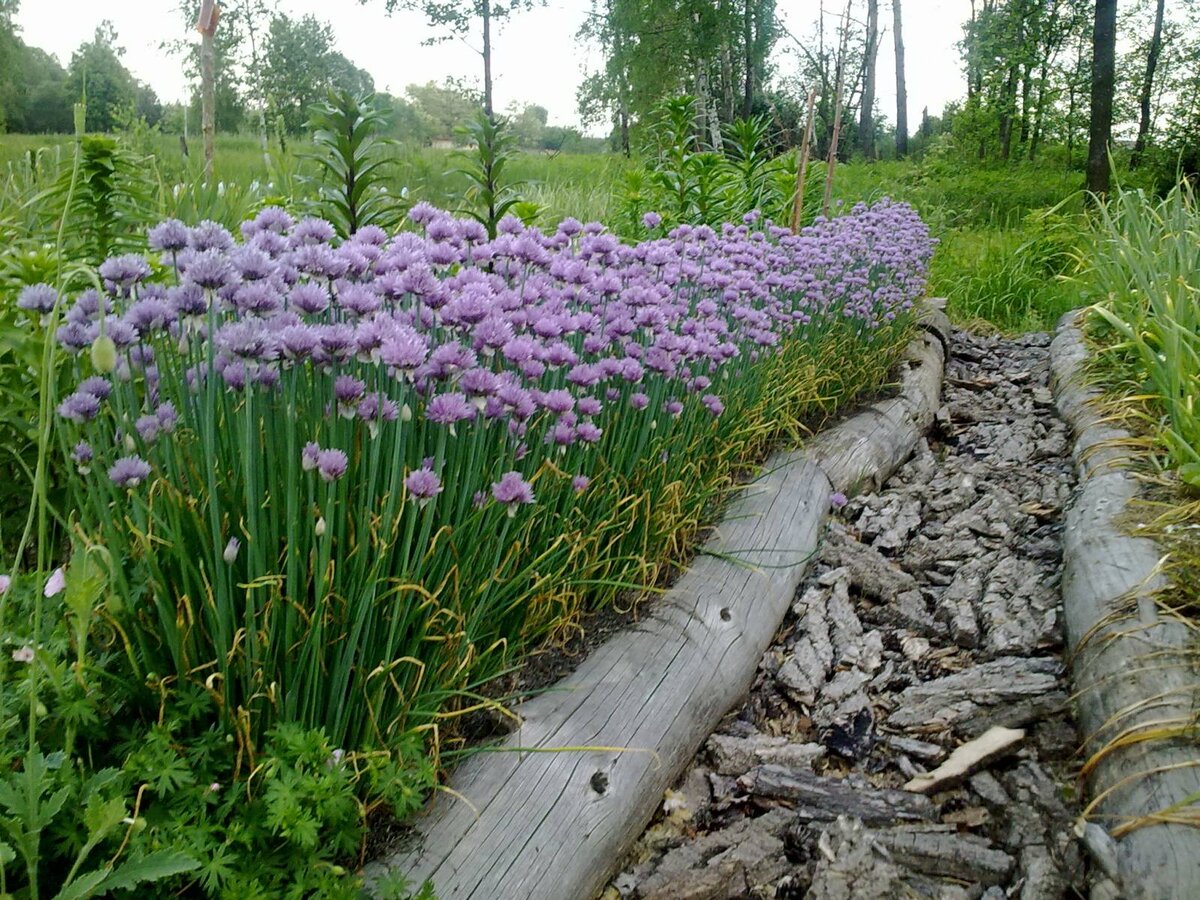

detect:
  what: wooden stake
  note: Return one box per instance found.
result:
[197,0,220,186]
[822,2,852,219]
[791,88,818,234]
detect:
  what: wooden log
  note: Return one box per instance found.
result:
[806,305,949,494]
[363,315,948,899]
[1050,311,1200,898]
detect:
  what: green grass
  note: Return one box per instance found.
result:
[824,157,1089,331]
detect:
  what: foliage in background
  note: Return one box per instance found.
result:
[616,96,792,237]
[452,111,528,236]
[303,89,404,236]
[1082,181,1200,484]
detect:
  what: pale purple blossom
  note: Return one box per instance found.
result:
[108,455,151,489]
[17,284,57,314]
[404,467,442,502]
[316,448,348,482]
[492,471,535,509]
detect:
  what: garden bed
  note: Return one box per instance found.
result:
[1,201,935,897]
[363,303,950,898]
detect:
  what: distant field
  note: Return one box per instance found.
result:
[0,132,631,228]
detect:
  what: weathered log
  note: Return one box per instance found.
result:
[1050,311,1200,898]
[363,312,948,899]
[738,765,936,825]
[806,306,950,494]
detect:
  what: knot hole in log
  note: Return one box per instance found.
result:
[590,771,609,795]
[719,607,732,622]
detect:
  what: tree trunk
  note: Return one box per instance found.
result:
[1028,61,1050,161]
[998,61,1018,160]
[856,0,879,160]
[893,0,908,158]
[1130,0,1165,168]
[482,0,494,118]
[1018,61,1032,147]
[197,0,218,185]
[1086,0,1117,199]
[242,2,270,172]
[742,0,754,118]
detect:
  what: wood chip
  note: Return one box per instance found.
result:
[903,726,1025,794]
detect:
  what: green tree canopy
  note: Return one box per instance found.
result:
[68,22,141,133]
[261,13,375,133]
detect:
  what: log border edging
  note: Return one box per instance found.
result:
[1050,310,1200,898]
[364,302,952,900]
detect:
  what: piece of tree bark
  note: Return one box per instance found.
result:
[874,828,1014,886]
[740,765,936,824]
[904,726,1025,793]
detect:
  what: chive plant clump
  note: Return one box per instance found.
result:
[45,200,932,758]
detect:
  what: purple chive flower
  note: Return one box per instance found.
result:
[289,283,330,315]
[108,455,151,489]
[135,414,160,443]
[78,376,112,400]
[57,391,102,423]
[334,375,366,405]
[541,389,575,414]
[149,219,191,252]
[17,284,57,314]
[577,422,602,443]
[404,467,443,503]
[99,254,152,287]
[316,448,349,482]
[0,574,9,594]
[425,393,476,427]
[72,441,93,472]
[630,392,650,411]
[189,220,235,252]
[11,644,33,663]
[491,471,535,511]
[830,491,848,509]
[702,394,725,417]
[183,249,232,289]
[155,402,179,432]
[572,475,590,493]
[301,442,321,471]
[642,211,662,229]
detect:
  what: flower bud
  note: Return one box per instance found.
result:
[315,516,327,537]
[90,334,117,374]
[223,537,240,564]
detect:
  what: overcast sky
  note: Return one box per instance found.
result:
[15,0,971,135]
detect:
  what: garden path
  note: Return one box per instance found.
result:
[605,329,1088,899]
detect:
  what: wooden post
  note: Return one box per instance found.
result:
[197,0,220,185]
[822,2,850,219]
[790,88,818,234]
